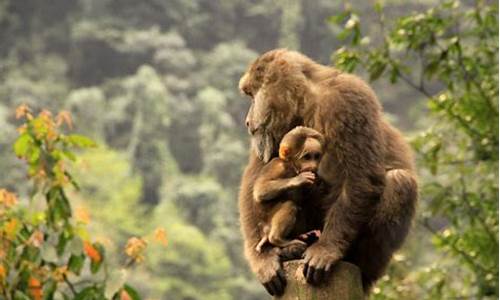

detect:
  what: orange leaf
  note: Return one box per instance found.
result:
[56,110,73,129]
[28,277,43,300]
[120,289,132,300]
[28,230,44,248]
[153,228,168,247]
[15,104,30,119]
[125,237,147,263]
[16,124,27,134]
[39,109,52,119]
[84,241,101,263]
[52,266,68,282]
[0,264,6,281]
[0,189,18,207]
[75,206,91,224]
[4,218,19,240]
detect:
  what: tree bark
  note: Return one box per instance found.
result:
[274,260,364,300]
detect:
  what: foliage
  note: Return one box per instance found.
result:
[0,106,157,299]
[331,0,498,298]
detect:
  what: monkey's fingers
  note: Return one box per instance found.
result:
[304,264,327,285]
[280,243,307,261]
[304,264,316,284]
[298,230,321,245]
[264,269,286,296]
[305,257,338,285]
[302,172,316,180]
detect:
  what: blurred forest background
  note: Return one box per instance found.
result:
[0,0,497,299]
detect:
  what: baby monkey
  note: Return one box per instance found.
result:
[254,126,325,253]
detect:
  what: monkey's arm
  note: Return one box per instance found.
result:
[254,177,298,203]
[303,75,386,283]
[253,160,291,203]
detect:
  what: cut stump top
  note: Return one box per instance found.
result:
[274,260,364,300]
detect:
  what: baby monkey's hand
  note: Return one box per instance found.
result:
[292,171,316,187]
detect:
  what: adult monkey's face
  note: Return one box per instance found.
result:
[239,50,304,163]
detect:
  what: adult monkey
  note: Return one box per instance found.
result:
[238,49,417,296]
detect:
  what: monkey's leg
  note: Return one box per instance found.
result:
[345,169,417,293]
[255,237,267,253]
[255,226,270,253]
[268,201,307,248]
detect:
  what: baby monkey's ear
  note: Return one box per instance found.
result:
[279,146,290,160]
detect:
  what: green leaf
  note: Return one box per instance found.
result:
[65,171,80,190]
[46,188,72,224]
[369,61,387,81]
[21,245,40,263]
[328,11,350,24]
[62,150,77,161]
[43,280,57,300]
[337,28,351,41]
[68,254,85,275]
[65,134,96,148]
[75,286,101,300]
[389,65,400,83]
[14,291,31,300]
[56,229,72,256]
[13,133,34,158]
[123,284,142,300]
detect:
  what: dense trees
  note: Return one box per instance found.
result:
[333,1,498,298]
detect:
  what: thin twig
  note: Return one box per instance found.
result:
[63,274,77,296]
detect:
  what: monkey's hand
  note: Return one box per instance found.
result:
[255,249,287,296]
[291,171,316,187]
[279,242,308,261]
[302,242,342,285]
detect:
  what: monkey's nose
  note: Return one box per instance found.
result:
[248,126,258,135]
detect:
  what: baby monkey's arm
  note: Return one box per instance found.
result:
[254,160,316,203]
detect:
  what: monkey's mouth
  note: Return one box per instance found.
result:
[252,131,277,163]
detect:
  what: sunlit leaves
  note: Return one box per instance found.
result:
[153,227,168,246]
[122,227,168,267]
[330,0,498,298]
[332,47,360,73]
[1,106,146,299]
[124,237,148,264]
[64,134,96,148]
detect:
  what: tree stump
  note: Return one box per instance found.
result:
[274,260,364,300]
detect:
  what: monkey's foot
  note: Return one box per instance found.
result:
[303,242,342,285]
[298,230,321,245]
[280,242,308,261]
[256,254,287,296]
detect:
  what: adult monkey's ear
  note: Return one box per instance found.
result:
[264,58,291,84]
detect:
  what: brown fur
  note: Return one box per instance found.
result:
[253,127,325,254]
[238,49,418,296]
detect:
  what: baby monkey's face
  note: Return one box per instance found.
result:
[296,138,323,173]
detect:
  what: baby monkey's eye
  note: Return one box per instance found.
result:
[313,153,321,160]
[303,153,312,160]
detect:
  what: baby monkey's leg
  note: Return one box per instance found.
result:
[255,226,270,253]
[268,201,306,249]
